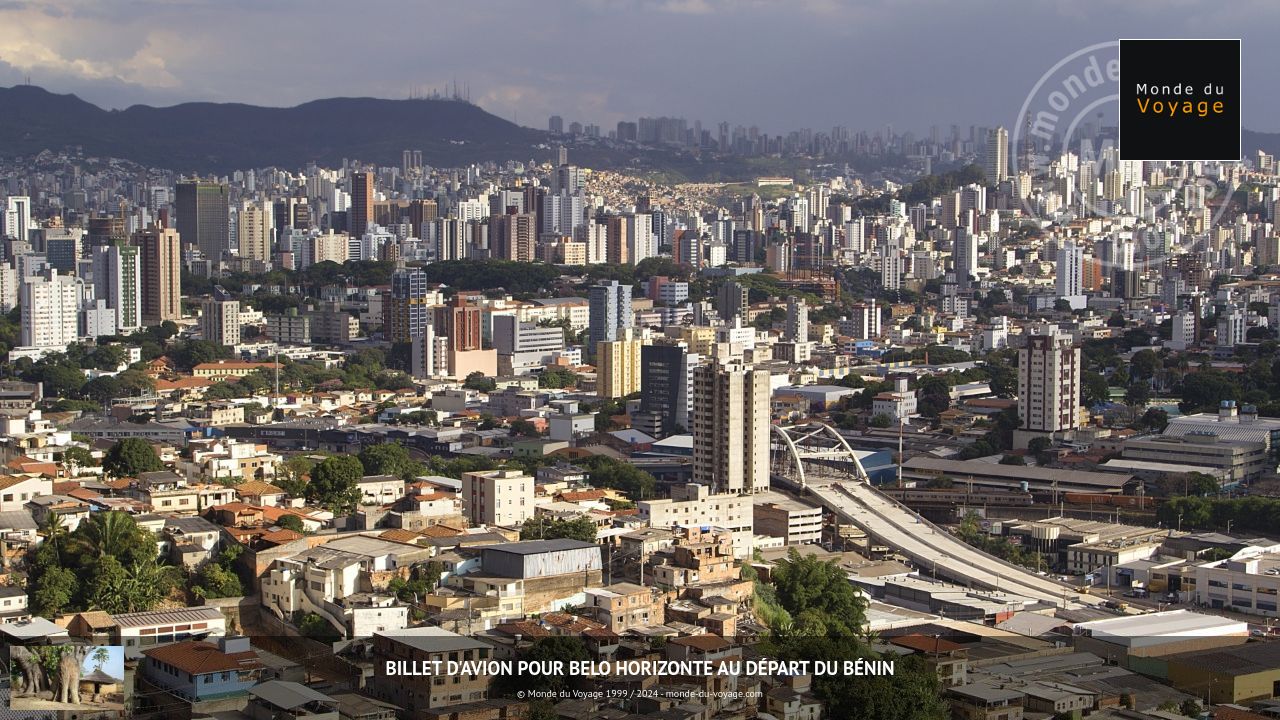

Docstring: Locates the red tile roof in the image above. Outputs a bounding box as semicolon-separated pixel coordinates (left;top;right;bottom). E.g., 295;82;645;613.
142;640;263;674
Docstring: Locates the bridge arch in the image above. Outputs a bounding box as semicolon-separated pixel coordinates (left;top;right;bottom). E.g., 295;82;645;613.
770;422;871;489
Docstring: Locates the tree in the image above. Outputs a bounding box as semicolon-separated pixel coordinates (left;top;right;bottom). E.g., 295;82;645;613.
463;371;497;392
30;565;77;617
772;548;868;637
1124;382;1151;407
297;612;340;642
275;456;316;497
1081;371;1110;408
1138;407;1169;432
999;454;1026;465
80;375;122;404
72;510;156;564
869;414;892;428
307;455;364;513
510;419;541;437
102;438;164;478
1053;298;1073;312
520;515;598;543
62;446;96;475
277;514;306;533
359;443;414;477
538;366;579;389
1027;436;1054;465
915;374;952;418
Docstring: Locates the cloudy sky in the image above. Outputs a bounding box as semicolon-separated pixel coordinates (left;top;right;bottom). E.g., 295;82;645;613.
1;0;1277;134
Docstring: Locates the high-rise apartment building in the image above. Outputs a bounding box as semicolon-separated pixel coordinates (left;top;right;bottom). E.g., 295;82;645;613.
237;200;273;264
434;296;483;352
4;196;32;242
175;181;230;262
693;361;770;494
200;286;240;347
386;268;433;343
92;244;142;332
1017;327;1082;442
490;211;537;262
350;172;374;237
588;281;632;348
19;270;80;348
783;296;809;342
605;216;629;265
984;126;1009;184
715;281;748;323
597;328;643;399
134;225;182;326
1056;241;1084;299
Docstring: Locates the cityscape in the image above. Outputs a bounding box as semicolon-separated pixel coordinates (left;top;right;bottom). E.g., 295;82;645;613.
1;8;1280;720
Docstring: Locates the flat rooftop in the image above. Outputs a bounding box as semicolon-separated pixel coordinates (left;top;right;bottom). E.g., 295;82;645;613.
1074;609;1247;647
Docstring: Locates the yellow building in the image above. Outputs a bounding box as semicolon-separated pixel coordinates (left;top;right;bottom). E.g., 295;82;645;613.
597;329;642;398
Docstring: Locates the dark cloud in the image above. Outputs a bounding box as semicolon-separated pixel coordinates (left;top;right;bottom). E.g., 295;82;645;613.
1;0;1276;132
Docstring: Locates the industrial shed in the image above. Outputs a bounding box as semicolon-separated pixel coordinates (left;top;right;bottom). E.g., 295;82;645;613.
480;538;602;579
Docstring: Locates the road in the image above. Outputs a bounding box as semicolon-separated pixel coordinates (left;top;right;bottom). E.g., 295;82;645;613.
808;480;1104;609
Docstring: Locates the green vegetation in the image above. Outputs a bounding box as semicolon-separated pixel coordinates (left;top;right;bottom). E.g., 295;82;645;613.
102;438;165;478
1158;495;1280;533
577;455;657;500
387;562;444;602
771;548;868;636
307;455;364;513
358;442;418;479
954;512;1051;572
519;515;598;543
192;545;246;599
28;511;179;615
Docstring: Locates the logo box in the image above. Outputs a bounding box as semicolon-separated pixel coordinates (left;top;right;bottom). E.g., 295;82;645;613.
1119;39;1241;161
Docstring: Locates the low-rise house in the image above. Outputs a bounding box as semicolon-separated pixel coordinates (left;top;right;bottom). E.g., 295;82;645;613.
110;606;228;653
140;636;265;703
356;475;406;506
0;476;53;512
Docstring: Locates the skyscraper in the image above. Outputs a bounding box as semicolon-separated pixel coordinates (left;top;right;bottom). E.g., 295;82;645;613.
200;286;241;347
92;244;142;332
588;280;632;348
19;270;80;348
693;361;770;494
175;181;230;263
954;227;978;287
636;343;700;438
134;225;182;326
984;126;1009;184
386;268;432;343
350;172;374;237
1017;327;1082;443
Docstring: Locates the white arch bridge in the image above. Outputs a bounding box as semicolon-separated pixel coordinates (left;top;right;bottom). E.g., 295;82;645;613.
769;422;1097;609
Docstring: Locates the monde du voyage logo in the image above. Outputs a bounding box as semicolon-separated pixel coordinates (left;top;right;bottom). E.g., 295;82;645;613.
1119;39;1241;161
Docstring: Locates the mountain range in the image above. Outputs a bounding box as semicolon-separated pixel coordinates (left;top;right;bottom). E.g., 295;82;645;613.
2;85;1277;176
0;85;553;172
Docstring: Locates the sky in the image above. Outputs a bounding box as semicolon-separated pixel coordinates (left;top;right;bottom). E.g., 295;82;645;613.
1;0;1278;135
